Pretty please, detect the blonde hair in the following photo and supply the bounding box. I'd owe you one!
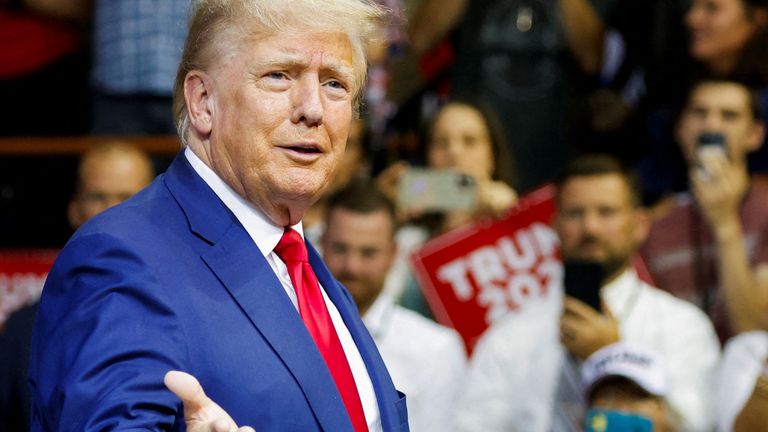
[173,0,388,146]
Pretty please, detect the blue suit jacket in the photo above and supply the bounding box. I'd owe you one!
[29,154,408,431]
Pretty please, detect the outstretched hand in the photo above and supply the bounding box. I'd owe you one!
[164,371,256,432]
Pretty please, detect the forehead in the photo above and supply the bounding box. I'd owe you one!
[215,28,356,78]
[688,83,751,111]
[433,105,488,134]
[558,174,632,207]
[326,208,394,238]
[692,0,746,11]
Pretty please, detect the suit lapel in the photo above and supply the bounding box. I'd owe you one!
[163,154,232,244]
[164,154,354,431]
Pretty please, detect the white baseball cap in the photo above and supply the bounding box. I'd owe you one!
[582,342,669,398]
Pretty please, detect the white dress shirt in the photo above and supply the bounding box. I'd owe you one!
[455,268,721,432]
[364,293,467,432]
[715,331,768,432]
[185,149,381,431]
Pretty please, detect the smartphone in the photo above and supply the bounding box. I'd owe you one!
[584,409,653,432]
[397,168,477,212]
[696,131,727,179]
[697,131,727,157]
[563,259,603,311]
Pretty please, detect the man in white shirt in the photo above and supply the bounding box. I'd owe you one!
[322,182,467,432]
[455,154,720,432]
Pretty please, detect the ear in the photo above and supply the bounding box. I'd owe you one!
[184,70,214,138]
[384,239,398,268]
[633,207,652,246]
[745,121,766,153]
[68,199,83,230]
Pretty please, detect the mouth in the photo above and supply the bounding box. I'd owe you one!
[688,31,708,45]
[281,142,322,153]
[278,142,323,163]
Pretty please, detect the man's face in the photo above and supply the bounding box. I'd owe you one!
[69,152,153,228]
[192,31,356,226]
[322,208,396,314]
[676,82,764,164]
[556,174,647,280]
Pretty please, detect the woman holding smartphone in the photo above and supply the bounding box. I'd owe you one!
[378,100,519,233]
[375,100,519,314]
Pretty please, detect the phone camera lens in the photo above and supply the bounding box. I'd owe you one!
[457,175,474,188]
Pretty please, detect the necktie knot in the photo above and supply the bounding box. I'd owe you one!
[274,228,308,263]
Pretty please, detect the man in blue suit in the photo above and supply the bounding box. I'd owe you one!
[29,1,408,431]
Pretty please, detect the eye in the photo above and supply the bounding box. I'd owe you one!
[689,106,707,118]
[323,78,351,99]
[325,79,346,89]
[463,135,479,148]
[266,71,287,80]
[722,110,740,122]
[598,207,618,217]
[329,243,348,254]
[563,208,584,220]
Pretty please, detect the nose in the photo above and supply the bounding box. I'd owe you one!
[434,139,462,169]
[700,111,724,132]
[582,210,601,235]
[341,252,365,276]
[291,74,324,127]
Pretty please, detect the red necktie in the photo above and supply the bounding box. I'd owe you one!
[274,228,368,431]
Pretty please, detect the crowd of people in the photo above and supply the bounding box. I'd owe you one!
[1,0,768,431]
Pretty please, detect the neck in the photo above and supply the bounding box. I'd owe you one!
[602,264,631,286]
[706,53,739,75]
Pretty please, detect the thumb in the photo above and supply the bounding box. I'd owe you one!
[600,297,615,319]
[164,370,210,415]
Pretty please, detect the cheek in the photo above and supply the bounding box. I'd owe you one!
[477,145,495,175]
[676,123,699,161]
[427,148,447,168]
[327,104,353,138]
[559,226,582,247]
[717,13,754,43]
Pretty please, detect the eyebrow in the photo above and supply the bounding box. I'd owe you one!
[257,49,356,85]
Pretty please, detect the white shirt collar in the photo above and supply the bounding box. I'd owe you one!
[602,267,643,318]
[184,148,303,256]
[363,292,396,339]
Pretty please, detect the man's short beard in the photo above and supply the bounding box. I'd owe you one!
[600,256,630,282]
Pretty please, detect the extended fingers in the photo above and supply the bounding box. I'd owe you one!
[562,296,600,318]
[478,181,517,215]
[164,371,209,414]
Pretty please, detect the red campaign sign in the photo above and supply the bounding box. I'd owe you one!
[410,185,560,353]
[0,249,58,326]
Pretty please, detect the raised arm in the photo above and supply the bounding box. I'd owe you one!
[559,0,605,75]
[407,0,467,56]
[692,153,768,333]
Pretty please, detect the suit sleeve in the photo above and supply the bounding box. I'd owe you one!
[29,233,188,431]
